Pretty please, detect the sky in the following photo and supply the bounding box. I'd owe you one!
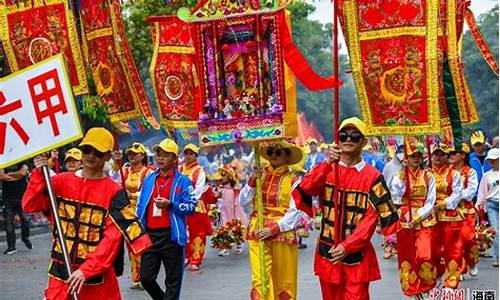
[308,0,498,53]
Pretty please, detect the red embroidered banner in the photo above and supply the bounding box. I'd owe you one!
[148,16,202,128]
[339,0,480,136]
[0,0,88,95]
[79,0,159,128]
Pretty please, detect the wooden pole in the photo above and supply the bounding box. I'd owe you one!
[253,143,267,297]
[332,0,341,247]
[42,165,79,300]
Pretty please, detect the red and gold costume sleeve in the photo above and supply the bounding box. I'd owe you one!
[22,168,60,214]
[368,175,399,237]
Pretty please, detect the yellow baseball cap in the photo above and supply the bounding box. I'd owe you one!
[431,143,450,154]
[127,142,147,154]
[79,127,114,153]
[152,138,179,156]
[307,138,318,145]
[339,117,367,136]
[64,148,82,161]
[470,131,485,145]
[183,143,199,155]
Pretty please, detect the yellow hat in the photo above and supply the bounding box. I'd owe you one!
[431,142,450,154]
[307,138,318,145]
[260,140,303,165]
[470,131,485,145]
[64,148,82,161]
[339,117,367,136]
[152,138,179,156]
[127,142,146,154]
[214,166,237,182]
[404,138,422,156]
[183,143,199,155]
[79,127,114,153]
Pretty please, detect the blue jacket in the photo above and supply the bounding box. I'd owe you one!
[136,168,196,247]
[469,151,492,196]
[305,152,326,171]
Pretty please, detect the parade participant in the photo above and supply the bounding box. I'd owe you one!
[214,165,247,256]
[391,140,437,299]
[476,148,499,267]
[430,143,464,290]
[305,138,326,171]
[239,140,306,300]
[297,117,399,300]
[2,161,31,255]
[22,127,151,300]
[469,131,491,194]
[179,143,213,271]
[136,138,196,300]
[450,143,479,277]
[64,148,82,172]
[122,142,153,289]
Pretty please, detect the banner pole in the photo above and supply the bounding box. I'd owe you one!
[254,143,267,297]
[333,0,341,246]
[42,165,79,300]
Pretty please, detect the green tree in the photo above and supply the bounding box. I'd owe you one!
[462,5,499,137]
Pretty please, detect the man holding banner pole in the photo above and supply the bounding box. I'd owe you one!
[22,127,152,300]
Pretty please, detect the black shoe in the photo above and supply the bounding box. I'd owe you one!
[22,239,32,250]
[4,248,17,255]
[298,243,307,249]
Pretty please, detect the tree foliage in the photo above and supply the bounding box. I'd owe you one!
[462,5,499,136]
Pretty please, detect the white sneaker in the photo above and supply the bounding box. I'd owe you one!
[218,249,229,256]
[420,291,431,300]
[469,265,479,277]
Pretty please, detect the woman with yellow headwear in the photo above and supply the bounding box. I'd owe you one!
[239,140,307,300]
[123,142,153,289]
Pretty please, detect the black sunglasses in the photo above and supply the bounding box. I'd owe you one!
[81,145,106,159]
[266,148,290,157]
[339,131,363,143]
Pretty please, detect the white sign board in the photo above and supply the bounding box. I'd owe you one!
[0,54,82,168]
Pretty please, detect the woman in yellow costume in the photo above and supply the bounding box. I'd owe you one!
[239,140,307,300]
[123,142,153,289]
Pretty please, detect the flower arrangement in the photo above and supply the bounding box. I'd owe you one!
[211,219,246,250]
[476,220,496,251]
[211,226,234,250]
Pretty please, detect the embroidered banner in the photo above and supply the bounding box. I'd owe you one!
[0,0,88,95]
[339,0,440,136]
[148,16,203,129]
[339,0,481,136]
[79,0,159,128]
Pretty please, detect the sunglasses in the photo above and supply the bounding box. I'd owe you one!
[339,131,363,143]
[81,145,106,159]
[266,148,289,157]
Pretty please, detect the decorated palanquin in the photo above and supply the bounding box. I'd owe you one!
[79,0,159,128]
[0,0,88,95]
[338,0,479,137]
[149,6,337,146]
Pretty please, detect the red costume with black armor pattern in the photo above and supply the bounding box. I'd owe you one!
[22,169,151,300]
[298,160,399,300]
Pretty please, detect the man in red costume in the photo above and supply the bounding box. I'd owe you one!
[22,127,152,300]
[297,117,399,300]
[180,143,213,271]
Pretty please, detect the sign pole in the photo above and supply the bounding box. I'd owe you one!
[332,0,341,247]
[253,143,267,297]
[42,165,79,300]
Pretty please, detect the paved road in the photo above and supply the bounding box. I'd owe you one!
[0,231,498,299]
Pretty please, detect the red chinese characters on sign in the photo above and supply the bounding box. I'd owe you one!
[27,69,68,136]
[0,91,30,154]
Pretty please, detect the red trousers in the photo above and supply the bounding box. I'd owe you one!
[319,279,369,300]
[396,226,437,296]
[461,213,478,274]
[186,212,212,267]
[434,221,463,288]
